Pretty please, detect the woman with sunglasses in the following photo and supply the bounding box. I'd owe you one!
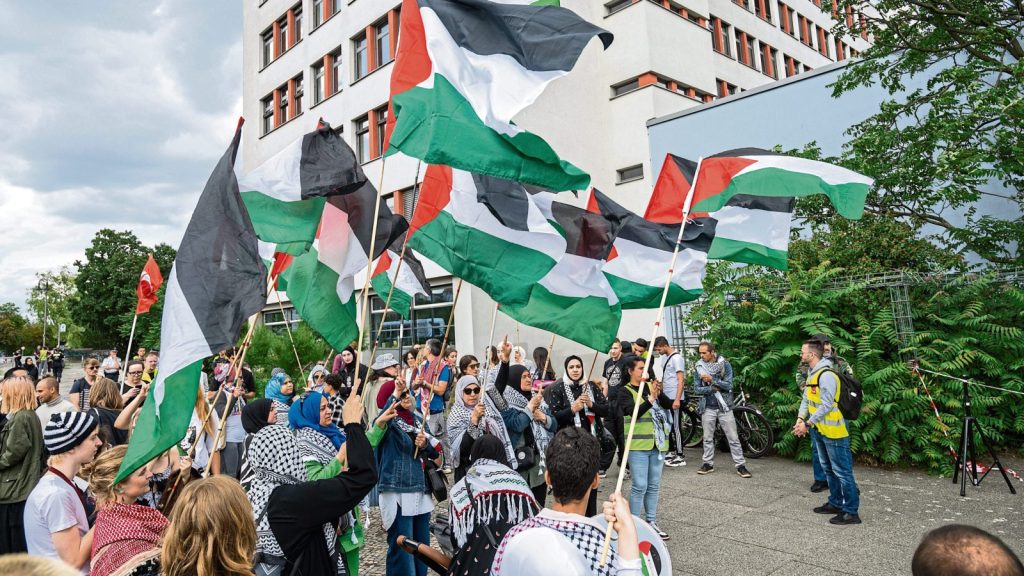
[446,356,517,482]
[306,363,328,392]
[70,357,101,411]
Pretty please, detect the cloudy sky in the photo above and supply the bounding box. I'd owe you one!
[0,1,242,313]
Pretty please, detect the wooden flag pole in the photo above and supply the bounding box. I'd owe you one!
[539,333,557,382]
[483,301,499,375]
[599,157,702,565]
[585,349,601,385]
[120,313,139,382]
[274,286,306,385]
[203,312,260,479]
[353,157,389,397]
[413,278,463,458]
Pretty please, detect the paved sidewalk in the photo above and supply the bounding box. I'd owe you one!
[56,362,1023,574]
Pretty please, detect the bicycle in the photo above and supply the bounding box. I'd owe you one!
[679,380,774,459]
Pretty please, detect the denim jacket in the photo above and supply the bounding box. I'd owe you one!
[692,358,735,413]
[375,397,439,494]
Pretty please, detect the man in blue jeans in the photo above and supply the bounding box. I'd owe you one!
[793,339,861,525]
[796,333,854,493]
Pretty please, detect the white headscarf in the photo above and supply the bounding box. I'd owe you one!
[446,375,517,469]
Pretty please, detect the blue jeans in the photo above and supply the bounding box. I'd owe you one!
[810,429,826,482]
[627,448,664,523]
[812,432,860,515]
[385,505,431,576]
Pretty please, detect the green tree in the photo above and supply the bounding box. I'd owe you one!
[0,303,29,354]
[245,324,330,397]
[71,230,175,350]
[26,267,83,347]
[825,0,1024,265]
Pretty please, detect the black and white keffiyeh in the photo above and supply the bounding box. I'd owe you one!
[696,354,731,413]
[447,376,517,469]
[492,514,619,576]
[247,425,341,571]
[503,364,553,471]
[449,458,536,547]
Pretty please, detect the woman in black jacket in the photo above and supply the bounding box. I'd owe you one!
[542,355,611,516]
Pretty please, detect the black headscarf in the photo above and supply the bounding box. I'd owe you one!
[242,398,274,434]
[507,364,531,400]
[563,355,584,385]
[469,434,510,467]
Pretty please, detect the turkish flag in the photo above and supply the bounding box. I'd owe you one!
[136,254,164,314]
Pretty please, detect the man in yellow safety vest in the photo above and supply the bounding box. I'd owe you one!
[792,338,861,525]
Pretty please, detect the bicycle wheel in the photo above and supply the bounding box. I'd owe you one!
[676,407,697,448]
[733,406,774,459]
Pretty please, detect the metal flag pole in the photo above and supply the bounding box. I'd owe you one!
[600,157,703,565]
[121,313,139,382]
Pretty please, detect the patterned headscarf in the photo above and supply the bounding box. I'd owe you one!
[246,425,336,563]
[90,503,168,576]
[447,375,517,469]
[288,391,345,449]
[265,373,293,405]
[503,364,553,471]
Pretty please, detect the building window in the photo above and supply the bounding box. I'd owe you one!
[263,306,301,329]
[711,17,733,58]
[373,105,388,158]
[262,96,274,135]
[784,55,801,77]
[278,84,289,124]
[818,26,830,57]
[799,16,810,46]
[736,30,756,68]
[370,284,455,349]
[354,33,368,80]
[612,78,640,96]
[836,38,846,61]
[754,0,771,22]
[733,0,750,11]
[606,0,632,14]
[313,0,323,27]
[261,29,273,68]
[294,75,304,116]
[761,43,777,78]
[717,79,738,97]
[330,48,342,94]
[355,115,370,163]
[312,60,325,104]
[294,7,303,43]
[616,165,644,183]
[374,18,391,66]
[280,19,289,52]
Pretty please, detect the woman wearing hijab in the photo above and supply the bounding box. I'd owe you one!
[264,372,295,427]
[333,347,368,394]
[376,387,442,576]
[87,445,167,576]
[248,395,376,576]
[446,356,517,482]
[447,436,538,576]
[510,346,536,374]
[492,342,557,505]
[544,355,611,516]
[289,392,364,575]
[238,398,276,490]
[307,363,328,392]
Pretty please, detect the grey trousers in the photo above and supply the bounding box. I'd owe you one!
[701,408,746,467]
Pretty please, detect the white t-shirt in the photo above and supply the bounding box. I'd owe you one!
[24,474,90,575]
[100,356,120,371]
[660,352,687,401]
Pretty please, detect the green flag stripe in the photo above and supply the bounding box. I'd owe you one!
[241,191,325,246]
[691,167,869,219]
[370,272,414,319]
[387,74,590,192]
[501,284,619,351]
[282,248,359,351]
[707,236,789,270]
[605,274,703,310]
[408,209,557,306]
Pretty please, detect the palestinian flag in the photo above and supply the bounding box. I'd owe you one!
[645,153,697,224]
[370,238,431,318]
[283,182,409,351]
[587,189,711,309]
[384,0,613,191]
[407,165,565,306]
[502,201,621,350]
[116,123,267,483]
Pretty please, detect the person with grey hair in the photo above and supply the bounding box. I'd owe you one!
[694,341,751,478]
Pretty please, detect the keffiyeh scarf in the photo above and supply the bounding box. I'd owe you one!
[449,459,537,547]
[492,515,619,576]
[562,377,599,433]
[447,376,517,469]
[503,367,553,472]
[90,503,168,576]
[246,425,338,568]
[697,354,731,413]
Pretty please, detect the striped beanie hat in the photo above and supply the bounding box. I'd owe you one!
[45,412,98,455]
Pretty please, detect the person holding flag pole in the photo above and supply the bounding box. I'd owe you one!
[120,253,163,383]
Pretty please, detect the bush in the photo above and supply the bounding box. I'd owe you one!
[244,324,330,398]
[683,264,1024,474]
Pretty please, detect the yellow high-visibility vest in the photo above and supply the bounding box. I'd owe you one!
[806,369,848,439]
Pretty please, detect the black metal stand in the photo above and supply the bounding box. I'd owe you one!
[952,380,1017,497]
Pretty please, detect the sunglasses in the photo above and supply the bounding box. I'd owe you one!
[463,387,481,395]
[398,391,410,399]
[127,371,143,376]
[86,366,99,370]
[315,374,325,379]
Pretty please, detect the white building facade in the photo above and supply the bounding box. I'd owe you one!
[242,0,870,363]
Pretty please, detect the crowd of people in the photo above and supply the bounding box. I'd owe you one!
[1,333,1021,576]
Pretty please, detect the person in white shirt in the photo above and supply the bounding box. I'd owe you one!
[23,412,104,575]
[99,350,121,382]
[653,337,687,467]
[492,426,644,576]
[34,377,74,428]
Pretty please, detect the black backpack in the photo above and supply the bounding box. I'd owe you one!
[831,369,864,421]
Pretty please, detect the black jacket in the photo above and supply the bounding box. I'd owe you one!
[268,423,378,575]
[545,379,611,434]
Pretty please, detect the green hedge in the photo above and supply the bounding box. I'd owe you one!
[683,264,1024,474]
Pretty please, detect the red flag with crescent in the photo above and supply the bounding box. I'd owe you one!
[136,254,164,314]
